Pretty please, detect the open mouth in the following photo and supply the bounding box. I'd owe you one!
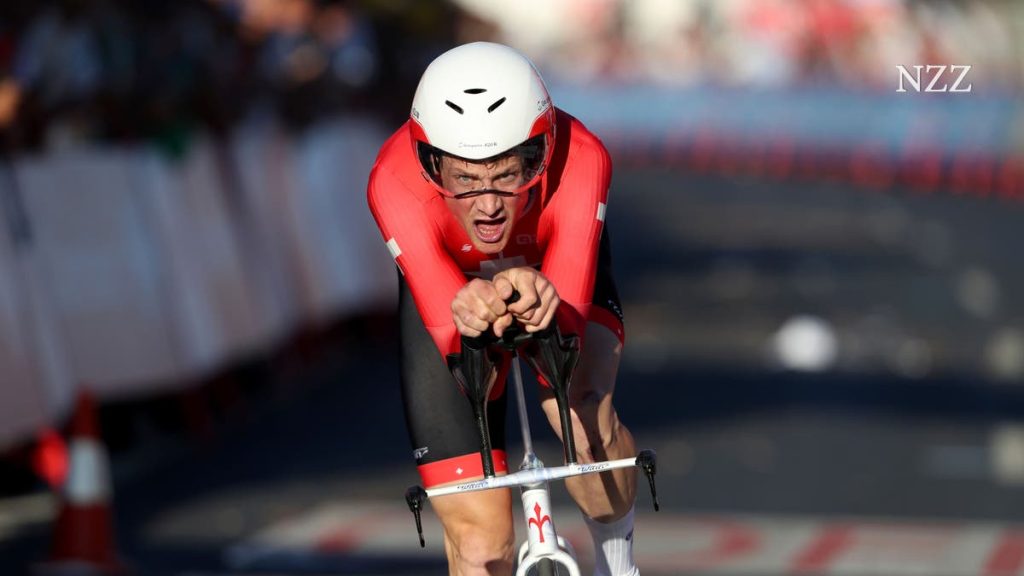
[473,218,506,243]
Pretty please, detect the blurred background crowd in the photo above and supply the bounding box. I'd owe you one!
[0,0,464,151]
[1,0,1020,152]
[1,1,1024,575]
[465,0,1022,90]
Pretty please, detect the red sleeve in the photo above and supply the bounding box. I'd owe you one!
[367,164,464,358]
[540,130,612,342]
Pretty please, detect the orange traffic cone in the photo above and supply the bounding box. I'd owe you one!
[35,390,126,575]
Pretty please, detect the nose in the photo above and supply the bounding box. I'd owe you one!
[475,192,504,217]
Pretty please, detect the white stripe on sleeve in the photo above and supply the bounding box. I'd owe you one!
[386,238,402,260]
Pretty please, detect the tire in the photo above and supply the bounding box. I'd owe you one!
[522,556,573,575]
[537,558,563,576]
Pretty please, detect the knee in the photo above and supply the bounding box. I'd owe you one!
[570,388,605,417]
[567,405,627,462]
[446,519,515,573]
[434,490,514,573]
[567,390,606,441]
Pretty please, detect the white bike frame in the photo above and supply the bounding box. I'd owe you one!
[424,356,637,575]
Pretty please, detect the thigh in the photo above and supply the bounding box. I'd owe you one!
[544,321,622,417]
[574,321,623,400]
[539,226,626,433]
[538,322,624,464]
[399,275,510,488]
[589,227,626,345]
[579,226,626,399]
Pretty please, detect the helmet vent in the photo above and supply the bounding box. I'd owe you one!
[463,88,487,94]
[487,97,507,113]
[445,100,464,114]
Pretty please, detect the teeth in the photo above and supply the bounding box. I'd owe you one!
[475,222,503,241]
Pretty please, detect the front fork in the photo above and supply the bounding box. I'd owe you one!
[517,481,580,576]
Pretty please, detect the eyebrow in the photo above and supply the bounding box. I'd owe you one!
[448,164,521,178]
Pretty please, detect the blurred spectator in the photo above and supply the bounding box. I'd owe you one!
[0,3,29,133]
[0,0,483,153]
[453,0,1023,91]
[12,0,135,147]
[0,0,1018,156]
[256,0,383,130]
[0,79,19,129]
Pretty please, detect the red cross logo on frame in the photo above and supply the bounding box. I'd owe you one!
[528,503,552,543]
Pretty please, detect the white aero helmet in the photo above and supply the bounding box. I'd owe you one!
[409,42,556,197]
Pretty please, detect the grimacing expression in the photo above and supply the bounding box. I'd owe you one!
[439,154,528,254]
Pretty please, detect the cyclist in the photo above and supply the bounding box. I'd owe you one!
[367,42,639,576]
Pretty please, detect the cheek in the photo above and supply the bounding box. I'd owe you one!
[446,199,473,222]
[507,198,525,220]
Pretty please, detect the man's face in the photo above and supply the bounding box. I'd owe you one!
[440,154,529,254]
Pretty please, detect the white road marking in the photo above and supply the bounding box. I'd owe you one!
[223,501,1024,575]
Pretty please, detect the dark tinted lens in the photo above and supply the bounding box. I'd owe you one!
[416,142,445,185]
[515,135,547,179]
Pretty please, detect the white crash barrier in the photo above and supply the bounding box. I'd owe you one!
[286,117,397,321]
[0,237,46,449]
[0,116,400,447]
[14,147,181,397]
[229,121,306,338]
[130,147,228,378]
[0,166,59,449]
[332,117,399,311]
[150,138,269,366]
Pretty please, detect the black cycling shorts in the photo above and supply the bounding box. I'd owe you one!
[398,229,624,488]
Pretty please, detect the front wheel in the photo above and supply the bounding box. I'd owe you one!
[516,541,579,575]
[532,558,568,576]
